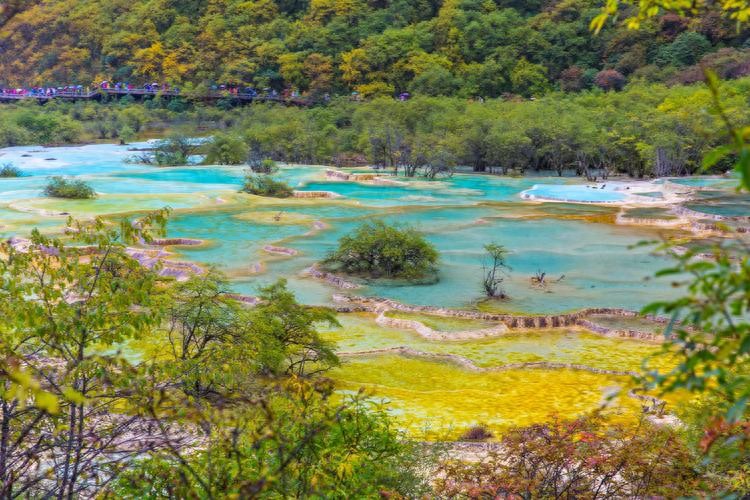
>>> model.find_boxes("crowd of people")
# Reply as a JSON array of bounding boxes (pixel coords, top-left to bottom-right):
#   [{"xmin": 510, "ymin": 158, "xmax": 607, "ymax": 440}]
[
  {"xmin": 0, "ymin": 85, "xmax": 87, "ymax": 97},
  {"xmin": 0, "ymin": 82, "xmax": 373, "ymax": 103},
  {"xmin": 99, "ymin": 81, "xmax": 179, "ymax": 93},
  {"xmin": 0, "ymin": 82, "xmax": 296, "ymax": 99}
]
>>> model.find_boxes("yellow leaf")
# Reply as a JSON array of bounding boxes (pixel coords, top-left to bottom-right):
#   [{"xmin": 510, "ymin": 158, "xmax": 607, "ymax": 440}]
[{"xmin": 36, "ymin": 392, "xmax": 60, "ymax": 414}]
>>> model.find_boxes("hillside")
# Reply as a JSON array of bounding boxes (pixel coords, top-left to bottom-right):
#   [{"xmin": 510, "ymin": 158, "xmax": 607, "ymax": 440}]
[{"xmin": 1, "ymin": 0, "xmax": 749, "ymax": 97}]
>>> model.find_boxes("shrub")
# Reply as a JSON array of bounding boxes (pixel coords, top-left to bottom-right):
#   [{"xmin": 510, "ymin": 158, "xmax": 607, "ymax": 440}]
[
  {"xmin": 594, "ymin": 69, "xmax": 627, "ymax": 91},
  {"xmin": 44, "ymin": 176, "xmax": 96, "ymax": 199},
  {"xmin": 204, "ymin": 134, "xmax": 247, "ymax": 165},
  {"xmin": 0, "ymin": 163, "xmax": 22, "ymax": 177},
  {"xmin": 459, "ymin": 425, "xmax": 494, "ymax": 441},
  {"xmin": 251, "ymin": 158, "xmax": 278, "ymax": 174},
  {"xmin": 656, "ymin": 31, "xmax": 712, "ymax": 67},
  {"xmin": 435, "ymin": 416, "xmax": 709, "ymax": 497},
  {"xmin": 241, "ymin": 174, "xmax": 293, "ymax": 198},
  {"xmin": 559, "ymin": 66, "xmax": 586, "ymax": 92},
  {"xmin": 324, "ymin": 220, "xmax": 438, "ymax": 280},
  {"xmin": 152, "ymin": 134, "xmax": 198, "ymax": 166},
  {"xmin": 166, "ymin": 98, "xmax": 188, "ymax": 113}
]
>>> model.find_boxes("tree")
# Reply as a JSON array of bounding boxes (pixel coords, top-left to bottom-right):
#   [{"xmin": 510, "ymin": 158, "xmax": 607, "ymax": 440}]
[
  {"xmin": 324, "ymin": 220, "xmax": 439, "ymax": 280},
  {"xmin": 594, "ymin": 69, "xmax": 627, "ymax": 91},
  {"xmin": 162, "ymin": 272, "xmax": 253, "ymax": 399},
  {"xmin": 111, "ymin": 381, "xmax": 431, "ymax": 498},
  {"xmin": 118, "ymin": 124, "xmax": 136, "ymax": 144},
  {"xmin": 204, "ymin": 134, "xmax": 248, "ymax": 165},
  {"xmin": 409, "ymin": 66, "xmax": 459, "ymax": 96},
  {"xmin": 656, "ymin": 31, "xmax": 712, "ymax": 67},
  {"xmin": 249, "ymin": 280, "xmax": 340, "ymax": 377},
  {"xmin": 152, "ymin": 134, "xmax": 199, "ymax": 166},
  {"xmin": 481, "ymin": 243, "xmax": 510, "ymax": 298},
  {"xmin": 511, "ymin": 58, "xmax": 550, "ymax": 97},
  {"xmin": 643, "ymin": 239, "xmax": 750, "ymax": 452},
  {"xmin": 592, "ymin": 1, "xmax": 750, "ymax": 34},
  {"xmin": 594, "ymin": 0, "xmax": 750, "ymax": 463},
  {"xmin": 304, "ymin": 53, "xmax": 334, "ymax": 98},
  {"xmin": 0, "ymin": 210, "xmax": 170, "ymax": 498},
  {"xmin": 559, "ymin": 65, "xmax": 587, "ymax": 92}
]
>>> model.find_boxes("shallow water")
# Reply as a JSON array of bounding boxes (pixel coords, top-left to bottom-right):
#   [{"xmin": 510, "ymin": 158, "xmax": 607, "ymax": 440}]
[
  {"xmin": 521, "ymin": 183, "xmax": 627, "ymax": 203},
  {"xmin": 668, "ymin": 177, "xmax": 735, "ymax": 189},
  {"xmin": 326, "ymin": 313, "xmax": 669, "ymax": 372},
  {"xmin": 331, "ymin": 355, "xmax": 642, "ymax": 438},
  {"xmin": 685, "ymin": 189, "xmax": 750, "ymax": 217},
  {"xmin": 0, "ymin": 142, "xmax": 732, "ymax": 437}
]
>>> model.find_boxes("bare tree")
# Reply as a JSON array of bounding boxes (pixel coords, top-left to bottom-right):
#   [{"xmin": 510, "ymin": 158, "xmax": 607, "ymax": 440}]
[{"xmin": 482, "ymin": 243, "xmax": 510, "ymax": 298}]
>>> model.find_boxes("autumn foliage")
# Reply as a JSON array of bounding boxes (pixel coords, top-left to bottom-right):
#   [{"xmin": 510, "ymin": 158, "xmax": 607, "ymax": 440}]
[{"xmin": 435, "ymin": 416, "xmax": 708, "ymax": 498}]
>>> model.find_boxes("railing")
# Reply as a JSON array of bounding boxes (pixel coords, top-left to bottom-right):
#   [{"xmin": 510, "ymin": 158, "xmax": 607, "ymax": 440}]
[{"xmin": 0, "ymin": 88, "xmax": 312, "ymax": 105}]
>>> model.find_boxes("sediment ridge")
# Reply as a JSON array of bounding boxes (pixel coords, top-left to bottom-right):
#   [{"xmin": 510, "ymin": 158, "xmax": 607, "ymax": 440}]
[
  {"xmin": 376, "ymin": 312, "xmax": 509, "ymax": 340},
  {"xmin": 334, "ymin": 294, "xmax": 669, "ymax": 342},
  {"xmin": 263, "ymin": 245, "xmax": 299, "ymax": 256},
  {"xmin": 304, "ymin": 265, "xmax": 360, "ymax": 289},
  {"xmin": 671, "ymin": 204, "xmax": 750, "ymax": 222},
  {"xmin": 293, "ymin": 190, "xmax": 341, "ymax": 199},
  {"xmin": 325, "ymin": 168, "xmax": 407, "ymax": 186},
  {"xmin": 149, "ymin": 238, "xmax": 204, "ymax": 246}
]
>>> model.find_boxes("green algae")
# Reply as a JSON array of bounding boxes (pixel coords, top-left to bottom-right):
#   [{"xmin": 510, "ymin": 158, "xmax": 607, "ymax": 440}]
[
  {"xmin": 331, "ymin": 355, "xmax": 643, "ymax": 439},
  {"xmin": 10, "ymin": 192, "xmax": 223, "ymax": 218},
  {"xmin": 622, "ymin": 207, "xmax": 678, "ymax": 220},
  {"xmin": 323, "ymin": 313, "xmax": 670, "ymax": 373}
]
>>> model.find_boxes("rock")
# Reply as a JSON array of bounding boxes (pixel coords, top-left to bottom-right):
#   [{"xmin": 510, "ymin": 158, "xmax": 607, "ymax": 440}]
[
  {"xmin": 646, "ymin": 414, "xmax": 682, "ymax": 428},
  {"xmin": 292, "ymin": 190, "xmax": 341, "ymax": 199},
  {"xmin": 7, "ymin": 236, "xmax": 31, "ymax": 252},
  {"xmin": 304, "ymin": 265, "xmax": 360, "ymax": 289},
  {"xmin": 263, "ymin": 245, "xmax": 298, "ymax": 256},
  {"xmin": 326, "ymin": 169, "xmax": 351, "ymax": 181},
  {"xmin": 149, "ymin": 238, "xmax": 203, "ymax": 246}
]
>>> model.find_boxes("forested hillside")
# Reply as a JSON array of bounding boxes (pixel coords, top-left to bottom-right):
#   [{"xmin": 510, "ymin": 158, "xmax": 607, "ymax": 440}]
[{"xmin": 1, "ymin": 0, "xmax": 750, "ymax": 97}]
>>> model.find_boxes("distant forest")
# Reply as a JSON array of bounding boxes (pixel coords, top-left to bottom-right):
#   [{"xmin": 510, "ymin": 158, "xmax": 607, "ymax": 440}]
[
  {"xmin": 1, "ymin": 0, "xmax": 750, "ymax": 97},
  {"xmin": 1, "ymin": 77, "xmax": 746, "ymax": 178}
]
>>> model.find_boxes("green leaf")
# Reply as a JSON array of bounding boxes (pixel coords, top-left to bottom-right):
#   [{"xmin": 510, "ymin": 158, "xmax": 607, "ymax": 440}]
[
  {"xmin": 727, "ymin": 397, "xmax": 749, "ymax": 423},
  {"xmin": 701, "ymin": 144, "xmax": 733, "ymax": 171},
  {"xmin": 62, "ymin": 387, "xmax": 87, "ymax": 405}
]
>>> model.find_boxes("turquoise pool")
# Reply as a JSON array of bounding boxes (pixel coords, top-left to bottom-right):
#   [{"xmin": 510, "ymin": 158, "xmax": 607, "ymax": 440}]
[
  {"xmin": 521, "ymin": 184, "xmax": 627, "ymax": 203},
  {"xmin": 0, "ymin": 142, "xmax": 737, "ymax": 314},
  {"xmin": 5, "ymin": 141, "xmax": 744, "ymax": 434}
]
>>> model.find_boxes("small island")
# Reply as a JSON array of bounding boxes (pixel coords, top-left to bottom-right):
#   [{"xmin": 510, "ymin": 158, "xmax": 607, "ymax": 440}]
[{"xmin": 323, "ymin": 220, "xmax": 438, "ymax": 281}]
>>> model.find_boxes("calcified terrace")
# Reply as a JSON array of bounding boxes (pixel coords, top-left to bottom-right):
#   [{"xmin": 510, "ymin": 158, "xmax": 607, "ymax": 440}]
[{"xmin": 1, "ymin": 142, "xmax": 747, "ymax": 438}]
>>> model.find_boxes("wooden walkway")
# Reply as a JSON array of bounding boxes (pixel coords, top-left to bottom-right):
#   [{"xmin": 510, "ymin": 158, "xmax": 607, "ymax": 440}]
[{"xmin": 0, "ymin": 88, "xmax": 312, "ymax": 106}]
